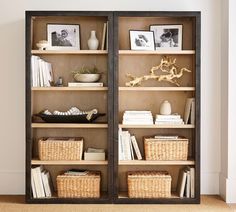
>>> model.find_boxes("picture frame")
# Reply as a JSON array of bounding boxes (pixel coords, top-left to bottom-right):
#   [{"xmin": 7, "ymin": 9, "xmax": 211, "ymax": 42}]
[
  {"xmin": 129, "ymin": 30, "xmax": 155, "ymax": 51},
  {"xmin": 47, "ymin": 24, "xmax": 80, "ymax": 50},
  {"xmin": 150, "ymin": 24, "xmax": 183, "ymax": 50}
]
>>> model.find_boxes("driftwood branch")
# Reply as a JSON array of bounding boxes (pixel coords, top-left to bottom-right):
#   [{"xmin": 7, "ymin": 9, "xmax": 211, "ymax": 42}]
[{"xmin": 125, "ymin": 56, "xmax": 191, "ymax": 87}]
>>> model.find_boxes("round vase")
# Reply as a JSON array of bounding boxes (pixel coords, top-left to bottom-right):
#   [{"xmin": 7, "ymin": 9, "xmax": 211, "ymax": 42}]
[
  {"xmin": 160, "ymin": 100, "xmax": 172, "ymax": 115},
  {"xmin": 87, "ymin": 30, "xmax": 99, "ymax": 50}
]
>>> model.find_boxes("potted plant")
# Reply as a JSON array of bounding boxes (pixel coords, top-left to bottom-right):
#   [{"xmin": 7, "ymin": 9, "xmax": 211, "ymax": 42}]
[{"xmin": 72, "ymin": 65, "xmax": 101, "ymax": 82}]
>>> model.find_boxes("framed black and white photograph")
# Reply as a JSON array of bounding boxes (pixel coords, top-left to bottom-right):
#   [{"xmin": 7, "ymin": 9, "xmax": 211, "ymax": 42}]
[
  {"xmin": 47, "ymin": 24, "xmax": 80, "ymax": 50},
  {"xmin": 150, "ymin": 25, "xmax": 183, "ymax": 50},
  {"xmin": 129, "ymin": 30, "xmax": 155, "ymax": 51}
]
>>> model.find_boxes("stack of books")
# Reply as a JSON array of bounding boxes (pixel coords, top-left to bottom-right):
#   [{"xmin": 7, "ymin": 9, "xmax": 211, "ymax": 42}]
[
  {"xmin": 177, "ymin": 166, "xmax": 195, "ymax": 198},
  {"xmin": 31, "ymin": 166, "xmax": 53, "ymax": 198},
  {"xmin": 31, "ymin": 55, "xmax": 53, "ymax": 87},
  {"xmin": 118, "ymin": 128, "xmax": 142, "ymax": 161},
  {"xmin": 155, "ymin": 114, "xmax": 184, "ymax": 125},
  {"xmin": 68, "ymin": 82, "xmax": 104, "ymax": 87},
  {"xmin": 122, "ymin": 111, "xmax": 153, "ymax": 125}
]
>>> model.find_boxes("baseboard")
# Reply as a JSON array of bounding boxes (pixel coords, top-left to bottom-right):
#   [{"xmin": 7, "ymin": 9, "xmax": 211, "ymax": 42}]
[
  {"xmin": 0, "ymin": 171, "xmax": 25, "ymax": 194},
  {"xmin": 220, "ymin": 172, "xmax": 236, "ymax": 203},
  {"xmin": 201, "ymin": 171, "xmax": 219, "ymax": 194}
]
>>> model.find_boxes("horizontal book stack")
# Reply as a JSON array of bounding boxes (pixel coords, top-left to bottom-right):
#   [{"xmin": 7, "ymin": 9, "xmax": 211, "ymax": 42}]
[
  {"xmin": 155, "ymin": 114, "xmax": 184, "ymax": 125},
  {"xmin": 177, "ymin": 166, "xmax": 195, "ymax": 198},
  {"xmin": 122, "ymin": 111, "xmax": 153, "ymax": 125},
  {"xmin": 31, "ymin": 166, "xmax": 53, "ymax": 198},
  {"xmin": 31, "ymin": 55, "xmax": 53, "ymax": 87},
  {"xmin": 68, "ymin": 82, "xmax": 104, "ymax": 87},
  {"xmin": 118, "ymin": 128, "xmax": 142, "ymax": 161}
]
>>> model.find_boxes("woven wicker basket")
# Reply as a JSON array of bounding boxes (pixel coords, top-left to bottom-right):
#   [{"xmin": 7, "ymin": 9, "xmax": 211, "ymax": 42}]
[
  {"xmin": 57, "ymin": 171, "xmax": 101, "ymax": 198},
  {"xmin": 144, "ymin": 137, "xmax": 188, "ymax": 161},
  {"xmin": 38, "ymin": 137, "xmax": 83, "ymax": 161},
  {"xmin": 127, "ymin": 171, "xmax": 171, "ymax": 198}
]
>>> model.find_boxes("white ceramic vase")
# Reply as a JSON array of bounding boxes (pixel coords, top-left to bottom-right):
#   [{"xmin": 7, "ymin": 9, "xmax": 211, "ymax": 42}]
[
  {"xmin": 88, "ymin": 30, "xmax": 99, "ymax": 50},
  {"xmin": 160, "ymin": 100, "xmax": 172, "ymax": 115}
]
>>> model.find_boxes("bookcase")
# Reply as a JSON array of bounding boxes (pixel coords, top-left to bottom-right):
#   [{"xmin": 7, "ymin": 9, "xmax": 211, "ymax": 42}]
[
  {"xmin": 26, "ymin": 11, "xmax": 200, "ymax": 204},
  {"xmin": 113, "ymin": 11, "xmax": 200, "ymax": 204},
  {"xmin": 26, "ymin": 11, "xmax": 114, "ymax": 203}
]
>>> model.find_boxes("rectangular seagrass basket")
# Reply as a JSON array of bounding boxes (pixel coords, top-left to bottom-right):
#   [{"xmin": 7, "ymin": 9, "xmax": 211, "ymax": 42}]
[
  {"xmin": 127, "ymin": 171, "xmax": 171, "ymax": 198},
  {"xmin": 38, "ymin": 137, "xmax": 83, "ymax": 160},
  {"xmin": 57, "ymin": 171, "xmax": 101, "ymax": 198},
  {"xmin": 144, "ymin": 137, "xmax": 188, "ymax": 160}
]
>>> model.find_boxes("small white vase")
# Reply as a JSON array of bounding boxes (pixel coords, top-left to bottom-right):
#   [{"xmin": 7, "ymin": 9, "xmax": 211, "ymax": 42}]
[
  {"xmin": 160, "ymin": 100, "xmax": 172, "ymax": 115},
  {"xmin": 88, "ymin": 30, "xmax": 99, "ymax": 50}
]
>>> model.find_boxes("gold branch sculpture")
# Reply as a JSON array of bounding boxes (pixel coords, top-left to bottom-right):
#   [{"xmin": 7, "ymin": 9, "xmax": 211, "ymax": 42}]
[{"xmin": 125, "ymin": 56, "xmax": 191, "ymax": 87}]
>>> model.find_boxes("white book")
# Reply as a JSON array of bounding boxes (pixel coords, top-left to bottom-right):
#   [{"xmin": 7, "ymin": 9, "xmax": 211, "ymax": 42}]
[
  {"xmin": 185, "ymin": 170, "xmax": 191, "ymax": 198},
  {"xmin": 155, "ymin": 121, "xmax": 184, "ymax": 125},
  {"xmin": 188, "ymin": 166, "xmax": 195, "ymax": 198},
  {"xmin": 101, "ymin": 23, "xmax": 107, "ymax": 50},
  {"xmin": 184, "ymin": 98, "xmax": 194, "ymax": 124},
  {"xmin": 118, "ymin": 128, "xmax": 124, "ymax": 160},
  {"xmin": 35, "ymin": 57, "xmax": 40, "ymax": 87},
  {"xmin": 41, "ymin": 171, "xmax": 50, "ymax": 197},
  {"xmin": 124, "ymin": 111, "xmax": 152, "ymax": 114},
  {"xmin": 31, "ymin": 56, "xmax": 36, "ymax": 87},
  {"xmin": 46, "ymin": 171, "xmax": 53, "ymax": 197},
  {"xmin": 155, "ymin": 118, "xmax": 183, "ymax": 122},
  {"xmin": 106, "ymin": 21, "xmax": 108, "ymax": 50},
  {"xmin": 190, "ymin": 99, "xmax": 195, "ymax": 124},
  {"xmin": 129, "ymin": 137, "xmax": 134, "ymax": 160},
  {"xmin": 31, "ymin": 169, "xmax": 37, "ymax": 198},
  {"xmin": 123, "ymin": 121, "xmax": 153, "ymax": 125},
  {"xmin": 38, "ymin": 59, "xmax": 44, "ymax": 87},
  {"xmin": 68, "ymin": 82, "xmax": 104, "ymax": 87},
  {"xmin": 32, "ymin": 166, "xmax": 45, "ymax": 198},
  {"xmin": 177, "ymin": 168, "xmax": 187, "ymax": 198},
  {"xmin": 122, "ymin": 131, "xmax": 131, "ymax": 160},
  {"xmin": 156, "ymin": 114, "xmax": 181, "ymax": 120},
  {"xmin": 130, "ymin": 136, "xmax": 142, "ymax": 160}
]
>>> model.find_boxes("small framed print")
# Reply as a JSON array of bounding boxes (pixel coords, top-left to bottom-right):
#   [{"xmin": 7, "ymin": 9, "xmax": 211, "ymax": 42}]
[
  {"xmin": 129, "ymin": 30, "xmax": 155, "ymax": 51},
  {"xmin": 47, "ymin": 24, "xmax": 80, "ymax": 50},
  {"xmin": 150, "ymin": 25, "xmax": 183, "ymax": 50}
]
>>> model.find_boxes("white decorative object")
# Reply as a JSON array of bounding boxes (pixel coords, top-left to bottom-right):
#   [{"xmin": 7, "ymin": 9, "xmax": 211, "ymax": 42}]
[
  {"xmin": 87, "ymin": 30, "xmax": 99, "ymax": 50},
  {"xmin": 36, "ymin": 40, "xmax": 49, "ymax": 50},
  {"xmin": 74, "ymin": 73, "xmax": 100, "ymax": 82},
  {"xmin": 160, "ymin": 100, "xmax": 172, "ymax": 115}
]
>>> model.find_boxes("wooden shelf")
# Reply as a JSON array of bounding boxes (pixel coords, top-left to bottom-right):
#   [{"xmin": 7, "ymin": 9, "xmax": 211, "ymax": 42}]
[
  {"xmin": 119, "ymin": 87, "xmax": 195, "ymax": 91},
  {"xmin": 32, "ymin": 87, "xmax": 108, "ymax": 91},
  {"xmin": 118, "ymin": 192, "xmax": 180, "ymax": 199},
  {"xmin": 31, "ymin": 159, "xmax": 108, "ymax": 165},
  {"xmin": 119, "ymin": 160, "xmax": 195, "ymax": 165},
  {"xmin": 32, "ymin": 123, "xmax": 108, "ymax": 128},
  {"xmin": 31, "ymin": 50, "xmax": 108, "ymax": 55},
  {"xmin": 119, "ymin": 124, "xmax": 195, "ymax": 129},
  {"xmin": 119, "ymin": 50, "xmax": 195, "ymax": 55}
]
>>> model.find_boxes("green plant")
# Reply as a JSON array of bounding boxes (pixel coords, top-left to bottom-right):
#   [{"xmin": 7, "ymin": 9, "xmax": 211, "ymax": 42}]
[{"xmin": 72, "ymin": 65, "xmax": 99, "ymax": 74}]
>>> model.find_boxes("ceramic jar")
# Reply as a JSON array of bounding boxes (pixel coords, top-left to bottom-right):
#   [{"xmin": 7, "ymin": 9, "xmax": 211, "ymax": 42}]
[
  {"xmin": 88, "ymin": 30, "xmax": 99, "ymax": 50},
  {"xmin": 160, "ymin": 100, "xmax": 172, "ymax": 115}
]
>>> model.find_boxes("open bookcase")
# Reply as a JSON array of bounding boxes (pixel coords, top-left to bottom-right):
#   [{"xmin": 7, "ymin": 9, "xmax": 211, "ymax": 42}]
[
  {"xmin": 26, "ymin": 11, "xmax": 114, "ymax": 203},
  {"xmin": 26, "ymin": 11, "xmax": 200, "ymax": 204},
  {"xmin": 113, "ymin": 11, "xmax": 200, "ymax": 204}
]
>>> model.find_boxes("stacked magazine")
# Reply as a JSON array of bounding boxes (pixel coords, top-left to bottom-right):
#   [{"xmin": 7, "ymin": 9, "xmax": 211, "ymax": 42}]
[{"xmin": 155, "ymin": 114, "xmax": 184, "ymax": 125}]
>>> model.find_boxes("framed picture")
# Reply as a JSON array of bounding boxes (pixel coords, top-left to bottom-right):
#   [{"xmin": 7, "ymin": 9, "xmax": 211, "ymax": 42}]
[
  {"xmin": 47, "ymin": 24, "xmax": 80, "ymax": 50},
  {"xmin": 129, "ymin": 30, "xmax": 155, "ymax": 50},
  {"xmin": 150, "ymin": 25, "xmax": 183, "ymax": 50}
]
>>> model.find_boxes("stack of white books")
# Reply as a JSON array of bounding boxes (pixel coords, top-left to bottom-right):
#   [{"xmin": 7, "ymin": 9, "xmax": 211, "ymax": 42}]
[
  {"xmin": 31, "ymin": 166, "xmax": 53, "ymax": 198},
  {"xmin": 155, "ymin": 114, "xmax": 184, "ymax": 125},
  {"xmin": 122, "ymin": 111, "xmax": 153, "ymax": 125},
  {"xmin": 31, "ymin": 55, "xmax": 53, "ymax": 87},
  {"xmin": 118, "ymin": 128, "xmax": 142, "ymax": 161}
]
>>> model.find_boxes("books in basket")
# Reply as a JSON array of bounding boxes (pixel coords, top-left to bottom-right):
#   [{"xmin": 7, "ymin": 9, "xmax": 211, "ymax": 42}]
[{"xmin": 68, "ymin": 82, "xmax": 104, "ymax": 87}]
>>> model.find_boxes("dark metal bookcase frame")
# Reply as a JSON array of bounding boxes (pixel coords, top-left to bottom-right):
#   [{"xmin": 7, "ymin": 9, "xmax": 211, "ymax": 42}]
[
  {"xmin": 25, "ymin": 11, "xmax": 114, "ymax": 204},
  {"xmin": 113, "ymin": 11, "xmax": 201, "ymax": 204}
]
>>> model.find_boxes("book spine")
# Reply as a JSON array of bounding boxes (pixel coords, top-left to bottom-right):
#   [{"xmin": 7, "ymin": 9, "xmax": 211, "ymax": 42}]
[{"xmin": 131, "ymin": 136, "xmax": 142, "ymax": 160}]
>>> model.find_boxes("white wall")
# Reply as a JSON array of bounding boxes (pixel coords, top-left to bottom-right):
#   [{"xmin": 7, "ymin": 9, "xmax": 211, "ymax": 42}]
[
  {"xmin": 220, "ymin": 0, "xmax": 236, "ymax": 203},
  {"xmin": 0, "ymin": 0, "xmax": 221, "ymax": 194}
]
